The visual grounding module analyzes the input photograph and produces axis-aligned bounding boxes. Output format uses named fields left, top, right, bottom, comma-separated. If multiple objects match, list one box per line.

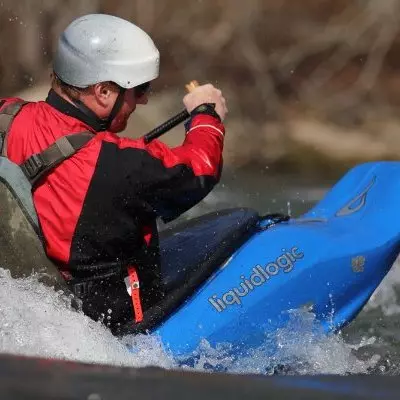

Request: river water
left=0, top=166, right=399, bottom=375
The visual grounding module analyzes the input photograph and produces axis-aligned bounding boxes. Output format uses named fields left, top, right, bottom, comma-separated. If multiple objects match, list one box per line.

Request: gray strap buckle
left=22, top=153, right=45, bottom=179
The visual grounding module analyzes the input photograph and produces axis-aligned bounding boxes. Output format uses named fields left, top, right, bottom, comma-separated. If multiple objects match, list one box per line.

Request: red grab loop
left=127, top=266, right=143, bottom=323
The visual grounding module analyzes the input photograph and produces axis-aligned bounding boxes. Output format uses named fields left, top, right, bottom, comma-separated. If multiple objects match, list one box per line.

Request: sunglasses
left=134, top=81, right=151, bottom=98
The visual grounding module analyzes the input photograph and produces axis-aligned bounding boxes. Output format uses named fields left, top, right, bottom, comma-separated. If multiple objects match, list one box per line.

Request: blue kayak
left=148, top=161, right=400, bottom=358
left=1, top=158, right=399, bottom=361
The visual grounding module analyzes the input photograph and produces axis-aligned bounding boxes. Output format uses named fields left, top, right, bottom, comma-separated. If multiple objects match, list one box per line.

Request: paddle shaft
left=143, top=110, right=189, bottom=144
left=143, top=81, right=199, bottom=144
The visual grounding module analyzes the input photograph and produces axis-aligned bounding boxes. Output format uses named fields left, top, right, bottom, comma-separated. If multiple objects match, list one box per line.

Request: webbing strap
left=0, top=100, right=29, bottom=157
left=125, top=266, right=144, bottom=323
left=20, top=132, right=94, bottom=187
left=0, top=100, right=94, bottom=187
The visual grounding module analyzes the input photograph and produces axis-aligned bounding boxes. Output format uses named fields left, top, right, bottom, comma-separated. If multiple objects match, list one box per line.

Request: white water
left=0, top=269, right=174, bottom=369
left=365, top=258, right=400, bottom=316
left=184, top=309, right=377, bottom=375
left=0, top=266, right=383, bottom=375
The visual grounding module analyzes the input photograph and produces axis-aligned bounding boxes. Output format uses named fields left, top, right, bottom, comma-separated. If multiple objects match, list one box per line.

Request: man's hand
left=183, top=84, right=228, bottom=121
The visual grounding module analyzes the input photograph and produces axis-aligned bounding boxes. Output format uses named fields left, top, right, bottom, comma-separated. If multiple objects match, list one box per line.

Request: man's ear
left=93, top=82, right=117, bottom=107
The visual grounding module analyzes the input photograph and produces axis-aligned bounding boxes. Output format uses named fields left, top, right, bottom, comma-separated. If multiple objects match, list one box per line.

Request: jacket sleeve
left=117, top=114, right=225, bottom=222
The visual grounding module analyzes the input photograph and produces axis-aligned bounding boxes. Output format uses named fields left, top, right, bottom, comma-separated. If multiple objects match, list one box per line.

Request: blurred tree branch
left=2, top=0, right=400, bottom=129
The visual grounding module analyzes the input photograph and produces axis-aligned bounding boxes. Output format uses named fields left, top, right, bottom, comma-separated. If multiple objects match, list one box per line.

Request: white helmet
left=53, top=14, right=160, bottom=89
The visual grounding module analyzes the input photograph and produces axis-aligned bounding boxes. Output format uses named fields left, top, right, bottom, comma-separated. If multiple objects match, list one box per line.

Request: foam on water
left=184, top=309, right=376, bottom=375
left=0, top=268, right=378, bottom=375
left=365, top=257, right=400, bottom=316
left=0, top=268, right=175, bottom=369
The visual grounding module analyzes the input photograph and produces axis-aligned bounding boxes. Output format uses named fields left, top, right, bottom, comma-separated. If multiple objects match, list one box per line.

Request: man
left=1, top=14, right=227, bottom=329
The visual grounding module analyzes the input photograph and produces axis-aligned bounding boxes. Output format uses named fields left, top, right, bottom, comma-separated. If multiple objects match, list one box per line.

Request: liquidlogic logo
left=208, top=246, right=304, bottom=312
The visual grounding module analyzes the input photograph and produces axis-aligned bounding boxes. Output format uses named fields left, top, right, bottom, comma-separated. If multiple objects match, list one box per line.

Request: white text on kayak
left=208, top=247, right=304, bottom=312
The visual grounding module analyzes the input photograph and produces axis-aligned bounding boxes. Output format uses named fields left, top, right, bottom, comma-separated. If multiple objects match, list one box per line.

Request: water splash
left=183, top=309, right=376, bottom=375
left=364, top=257, right=400, bottom=316
left=0, top=268, right=174, bottom=368
left=0, top=268, right=377, bottom=375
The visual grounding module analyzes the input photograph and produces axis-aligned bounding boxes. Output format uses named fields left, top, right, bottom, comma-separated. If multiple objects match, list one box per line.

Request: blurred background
left=1, top=0, right=400, bottom=183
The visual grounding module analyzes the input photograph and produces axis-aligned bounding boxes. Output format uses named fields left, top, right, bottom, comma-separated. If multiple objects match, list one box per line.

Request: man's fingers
left=183, top=84, right=228, bottom=121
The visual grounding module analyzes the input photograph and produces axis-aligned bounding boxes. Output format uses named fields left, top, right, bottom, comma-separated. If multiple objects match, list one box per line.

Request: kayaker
left=0, top=14, right=227, bottom=330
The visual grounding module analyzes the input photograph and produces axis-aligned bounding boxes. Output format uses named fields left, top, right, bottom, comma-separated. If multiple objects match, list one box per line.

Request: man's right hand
left=183, top=84, right=228, bottom=121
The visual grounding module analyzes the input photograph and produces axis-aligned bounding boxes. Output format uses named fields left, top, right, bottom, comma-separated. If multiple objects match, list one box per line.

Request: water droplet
left=87, top=394, right=102, bottom=400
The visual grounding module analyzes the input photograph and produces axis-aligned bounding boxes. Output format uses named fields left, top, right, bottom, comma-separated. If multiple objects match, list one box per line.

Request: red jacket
left=2, top=90, right=224, bottom=315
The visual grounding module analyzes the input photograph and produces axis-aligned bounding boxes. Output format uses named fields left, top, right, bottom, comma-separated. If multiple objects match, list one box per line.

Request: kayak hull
left=155, top=162, right=400, bottom=357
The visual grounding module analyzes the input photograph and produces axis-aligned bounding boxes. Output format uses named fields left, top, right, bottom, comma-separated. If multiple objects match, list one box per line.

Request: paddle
left=143, top=81, right=199, bottom=144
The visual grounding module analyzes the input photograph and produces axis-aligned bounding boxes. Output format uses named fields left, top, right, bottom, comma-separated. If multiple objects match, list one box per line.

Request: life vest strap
left=20, top=132, right=94, bottom=187
left=126, top=266, right=144, bottom=323
left=0, top=100, right=29, bottom=157
left=0, top=99, right=95, bottom=188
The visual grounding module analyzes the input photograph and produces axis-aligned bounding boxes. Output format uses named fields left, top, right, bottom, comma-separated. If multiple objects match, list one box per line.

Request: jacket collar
left=46, top=89, right=105, bottom=132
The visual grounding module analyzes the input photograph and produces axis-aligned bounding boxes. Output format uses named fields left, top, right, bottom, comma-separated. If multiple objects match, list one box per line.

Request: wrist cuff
left=190, top=103, right=221, bottom=122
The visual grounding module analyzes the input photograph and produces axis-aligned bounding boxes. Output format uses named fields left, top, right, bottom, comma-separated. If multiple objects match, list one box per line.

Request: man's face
left=109, top=86, right=149, bottom=133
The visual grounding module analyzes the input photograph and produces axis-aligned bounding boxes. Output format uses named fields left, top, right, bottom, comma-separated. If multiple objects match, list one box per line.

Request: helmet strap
left=106, top=87, right=126, bottom=128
